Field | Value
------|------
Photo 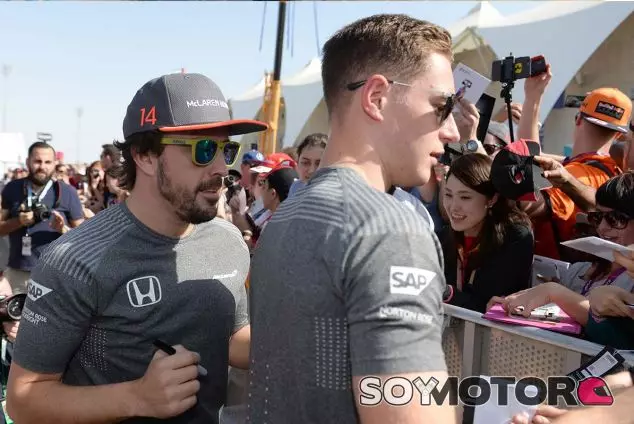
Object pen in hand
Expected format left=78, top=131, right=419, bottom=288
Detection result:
left=153, top=339, right=208, bottom=377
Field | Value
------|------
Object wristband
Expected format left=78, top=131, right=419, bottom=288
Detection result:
left=443, top=285, right=454, bottom=303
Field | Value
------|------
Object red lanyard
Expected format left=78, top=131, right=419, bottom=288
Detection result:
left=457, top=246, right=477, bottom=291
left=581, top=267, right=626, bottom=296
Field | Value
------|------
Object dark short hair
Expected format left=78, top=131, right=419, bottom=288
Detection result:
left=321, top=14, right=452, bottom=115
left=28, top=141, right=55, bottom=158
left=596, top=171, right=634, bottom=217
left=102, top=142, right=122, bottom=163
left=297, top=133, right=328, bottom=158
left=113, top=131, right=165, bottom=191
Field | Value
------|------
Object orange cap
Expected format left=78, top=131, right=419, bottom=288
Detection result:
left=579, top=88, right=632, bottom=133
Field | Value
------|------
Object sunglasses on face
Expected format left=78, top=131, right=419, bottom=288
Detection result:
left=160, top=137, right=242, bottom=167
left=587, top=210, right=632, bottom=230
left=346, top=78, right=461, bottom=125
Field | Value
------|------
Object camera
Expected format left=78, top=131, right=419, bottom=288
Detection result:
left=21, top=201, right=52, bottom=224
left=438, top=143, right=468, bottom=167
left=224, top=171, right=243, bottom=205
left=0, top=293, right=27, bottom=322
left=491, top=54, right=547, bottom=84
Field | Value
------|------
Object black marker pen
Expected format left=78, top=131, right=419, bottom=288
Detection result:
left=153, top=339, right=208, bottom=377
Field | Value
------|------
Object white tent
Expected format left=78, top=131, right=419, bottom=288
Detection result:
left=448, top=1, right=503, bottom=54
left=228, top=58, right=324, bottom=149
left=229, top=1, right=634, bottom=153
left=228, top=2, right=504, bottom=148
left=477, top=1, right=634, bottom=125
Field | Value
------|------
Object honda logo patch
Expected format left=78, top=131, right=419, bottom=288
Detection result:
left=126, top=276, right=162, bottom=308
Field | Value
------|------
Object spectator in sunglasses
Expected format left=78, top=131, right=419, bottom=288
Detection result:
left=488, top=173, right=634, bottom=349
left=482, top=122, right=511, bottom=158
left=8, top=73, right=267, bottom=423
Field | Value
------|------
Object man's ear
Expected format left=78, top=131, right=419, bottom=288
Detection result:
left=360, top=74, right=391, bottom=122
left=131, top=146, right=159, bottom=178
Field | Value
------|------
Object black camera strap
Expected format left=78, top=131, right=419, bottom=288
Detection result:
left=23, top=179, right=61, bottom=209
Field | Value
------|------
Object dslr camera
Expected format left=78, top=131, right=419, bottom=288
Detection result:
left=21, top=200, right=52, bottom=224
left=0, top=293, right=27, bottom=322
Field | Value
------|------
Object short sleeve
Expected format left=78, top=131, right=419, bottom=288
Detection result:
left=233, top=283, right=249, bottom=333
left=1, top=182, right=14, bottom=211
left=65, top=185, right=84, bottom=221
left=343, top=230, right=446, bottom=376
left=13, top=254, right=97, bottom=374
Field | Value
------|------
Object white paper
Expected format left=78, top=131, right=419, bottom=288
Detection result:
left=453, top=63, right=491, bottom=104
left=532, top=255, right=570, bottom=286
left=473, top=376, right=537, bottom=424
left=561, top=236, right=634, bottom=262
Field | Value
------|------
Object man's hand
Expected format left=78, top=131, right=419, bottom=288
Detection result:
left=588, top=285, right=634, bottom=319
left=0, top=278, right=18, bottom=342
left=2, top=321, right=19, bottom=343
left=524, top=65, right=552, bottom=100
left=494, top=102, right=523, bottom=123
left=511, top=404, right=567, bottom=424
left=613, top=246, right=634, bottom=279
left=533, top=156, right=572, bottom=188
left=49, top=210, right=66, bottom=233
left=131, top=344, right=201, bottom=419
left=18, top=210, right=35, bottom=227
left=453, top=98, right=480, bottom=143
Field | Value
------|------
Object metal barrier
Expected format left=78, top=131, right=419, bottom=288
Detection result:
left=442, top=303, right=634, bottom=381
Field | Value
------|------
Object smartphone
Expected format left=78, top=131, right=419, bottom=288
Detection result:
left=510, top=308, right=561, bottom=322
left=475, top=93, right=496, bottom=142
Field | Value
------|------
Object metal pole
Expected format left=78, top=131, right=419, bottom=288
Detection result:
left=76, top=107, right=83, bottom=164
left=264, top=0, right=287, bottom=155
left=1, top=65, right=11, bottom=133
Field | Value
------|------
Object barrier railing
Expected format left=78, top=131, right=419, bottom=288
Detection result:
left=442, top=303, right=634, bottom=381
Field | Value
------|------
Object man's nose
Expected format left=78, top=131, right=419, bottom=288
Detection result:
left=440, top=113, right=460, bottom=144
left=208, top=150, right=229, bottom=177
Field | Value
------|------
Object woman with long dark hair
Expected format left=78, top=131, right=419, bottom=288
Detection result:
left=443, top=154, right=534, bottom=312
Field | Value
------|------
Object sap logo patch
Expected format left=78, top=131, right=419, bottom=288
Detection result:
left=27, top=279, right=53, bottom=302
left=389, top=266, right=436, bottom=296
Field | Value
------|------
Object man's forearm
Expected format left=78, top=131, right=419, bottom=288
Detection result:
left=559, top=178, right=596, bottom=212
left=8, top=379, right=140, bottom=424
left=0, top=218, right=23, bottom=236
left=228, top=325, right=250, bottom=370
left=518, top=96, right=541, bottom=142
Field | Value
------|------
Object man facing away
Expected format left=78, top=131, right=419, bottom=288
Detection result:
left=7, top=73, right=267, bottom=423
left=248, top=14, right=460, bottom=424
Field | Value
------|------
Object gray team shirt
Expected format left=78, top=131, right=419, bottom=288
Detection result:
left=248, top=167, right=447, bottom=423
left=13, top=203, right=250, bottom=424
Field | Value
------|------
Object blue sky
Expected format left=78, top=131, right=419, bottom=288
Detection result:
left=0, top=1, right=538, bottom=163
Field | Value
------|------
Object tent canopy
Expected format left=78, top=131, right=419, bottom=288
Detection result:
left=477, top=0, right=634, bottom=123
left=229, top=1, right=633, bottom=147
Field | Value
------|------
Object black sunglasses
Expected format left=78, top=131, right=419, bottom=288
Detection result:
left=587, top=210, right=632, bottom=230
left=629, top=120, right=634, bottom=132
left=346, top=79, right=461, bottom=124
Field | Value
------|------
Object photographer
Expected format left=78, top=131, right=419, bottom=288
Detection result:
left=0, top=142, right=84, bottom=294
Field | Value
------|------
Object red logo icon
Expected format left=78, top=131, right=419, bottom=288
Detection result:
left=576, top=377, right=614, bottom=406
